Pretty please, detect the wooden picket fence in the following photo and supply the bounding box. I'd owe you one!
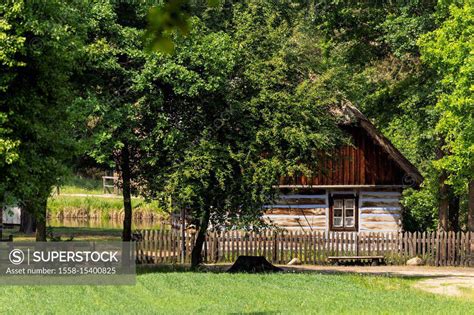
[135,229,474,267]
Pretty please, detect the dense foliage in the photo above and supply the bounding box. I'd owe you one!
[0,0,472,248]
[419,3,473,196]
[297,0,472,231]
[0,0,89,239]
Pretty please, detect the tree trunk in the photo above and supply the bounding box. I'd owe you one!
[436,144,449,231]
[448,193,459,232]
[191,207,211,268]
[19,203,36,234]
[35,198,47,241]
[468,180,474,232]
[438,170,449,231]
[121,144,133,242]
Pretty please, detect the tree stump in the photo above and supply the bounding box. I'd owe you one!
[227,256,282,273]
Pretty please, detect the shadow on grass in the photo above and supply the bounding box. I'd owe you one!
[137,264,227,275]
[136,264,466,283]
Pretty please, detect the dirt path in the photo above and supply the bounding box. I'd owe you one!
[280,265,474,277]
[284,265,474,298]
[207,264,474,298]
[412,277,474,297]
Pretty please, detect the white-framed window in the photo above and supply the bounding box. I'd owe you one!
[333,199,344,227]
[331,196,357,231]
[344,199,355,227]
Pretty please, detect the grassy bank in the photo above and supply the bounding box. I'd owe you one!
[47,195,166,220]
[0,271,472,314]
[59,175,104,195]
[50,174,167,221]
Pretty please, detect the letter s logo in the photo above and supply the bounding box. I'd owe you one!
[9,249,25,265]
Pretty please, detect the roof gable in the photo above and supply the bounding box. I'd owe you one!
[338,103,423,185]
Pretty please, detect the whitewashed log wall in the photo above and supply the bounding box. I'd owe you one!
[359,191,402,232]
[264,189,402,232]
[263,194,328,230]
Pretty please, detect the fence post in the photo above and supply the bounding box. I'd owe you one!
[135,230,141,264]
[203,232,208,263]
[214,231,219,263]
[272,231,278,263]
[231,230,235,262]
[180,208,186,264]
[190,231,195,263]
[470,232,473,267]
[435,230,439,266]
[356,233,360,256]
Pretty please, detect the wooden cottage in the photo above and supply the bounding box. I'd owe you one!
[263,103,422,233]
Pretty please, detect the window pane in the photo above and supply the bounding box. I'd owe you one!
[334,206,343,227]
[344,198,355,228]
[334,199,343,209]
[334,217,343,227]
[345,217,354,227]
[345,199,355,209]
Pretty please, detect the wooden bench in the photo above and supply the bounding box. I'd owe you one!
[328,255,385,266]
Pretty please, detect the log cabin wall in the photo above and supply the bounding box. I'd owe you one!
[264,191,328,230]
[263,188,403,232]
[358,190,402,233]
[265,124,409,232]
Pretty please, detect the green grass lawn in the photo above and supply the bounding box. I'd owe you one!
[0,270,472,314]
[59,175,104,195]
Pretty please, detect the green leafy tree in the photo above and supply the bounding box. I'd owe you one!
[419,2,474,231]
[145,0,220,53]
[139,3,344,267]
[0,4,23,195]
[77,2,230,242]
[73,1,150,241]
[307,1,459,231]
[0,0,88,240]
